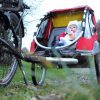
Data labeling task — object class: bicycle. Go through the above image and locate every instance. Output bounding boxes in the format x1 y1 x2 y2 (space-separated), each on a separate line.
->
0 0 31 86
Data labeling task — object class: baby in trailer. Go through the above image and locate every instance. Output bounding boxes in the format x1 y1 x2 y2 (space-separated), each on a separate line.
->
56 20 82 46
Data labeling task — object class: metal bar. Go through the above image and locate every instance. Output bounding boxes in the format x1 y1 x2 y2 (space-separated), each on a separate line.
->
18 60 28 85
0 37 78 64
44 57 78 64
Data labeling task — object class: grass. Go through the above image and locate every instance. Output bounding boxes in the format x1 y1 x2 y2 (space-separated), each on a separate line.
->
0 61 100 100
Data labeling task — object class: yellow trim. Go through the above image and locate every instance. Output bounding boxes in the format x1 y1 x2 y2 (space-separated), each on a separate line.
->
52 11 83 27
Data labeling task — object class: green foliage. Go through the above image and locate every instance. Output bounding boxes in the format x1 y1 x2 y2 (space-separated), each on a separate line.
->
0 61 100 100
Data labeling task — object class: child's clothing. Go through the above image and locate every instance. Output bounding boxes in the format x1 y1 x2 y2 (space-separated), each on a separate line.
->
57 20 82 46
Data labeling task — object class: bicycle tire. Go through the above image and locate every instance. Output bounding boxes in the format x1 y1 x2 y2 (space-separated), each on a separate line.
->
95 53 100 84
31 62 47 85
0 12 22 86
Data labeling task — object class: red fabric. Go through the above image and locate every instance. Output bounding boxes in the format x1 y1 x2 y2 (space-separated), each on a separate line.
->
44 19 52 39
58 32 66 40
30 41 36 52
93 33 98 41
50 6 92 14
76 36 95 50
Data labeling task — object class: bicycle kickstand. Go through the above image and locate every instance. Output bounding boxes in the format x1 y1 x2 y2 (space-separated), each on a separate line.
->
18 60 29 85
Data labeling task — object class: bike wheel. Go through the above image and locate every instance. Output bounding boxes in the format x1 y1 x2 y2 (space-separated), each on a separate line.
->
31 62 47 85
0 13 22 86
95 53 100 84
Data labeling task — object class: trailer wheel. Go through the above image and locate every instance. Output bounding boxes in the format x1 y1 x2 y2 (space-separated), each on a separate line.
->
31 62 47 85
95 53 100 84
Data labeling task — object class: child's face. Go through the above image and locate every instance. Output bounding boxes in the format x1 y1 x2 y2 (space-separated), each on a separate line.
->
68 24 77 33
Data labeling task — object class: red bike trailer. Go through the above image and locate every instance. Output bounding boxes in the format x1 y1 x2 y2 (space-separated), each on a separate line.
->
30 5 100 85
